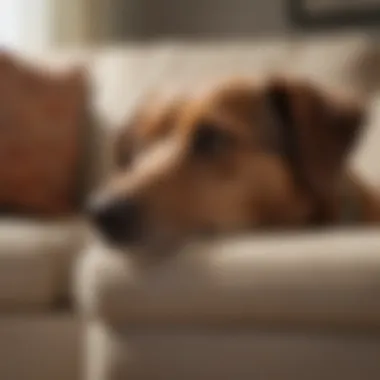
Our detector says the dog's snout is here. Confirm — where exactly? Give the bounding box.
[87,195,142,244]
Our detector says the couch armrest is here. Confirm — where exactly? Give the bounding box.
[75,228,380,328]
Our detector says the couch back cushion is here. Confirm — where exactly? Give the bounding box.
[0,52,92,216]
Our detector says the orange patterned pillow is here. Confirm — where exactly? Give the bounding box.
[0,52,91,216]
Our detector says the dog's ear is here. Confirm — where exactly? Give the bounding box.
[266,77,366,201]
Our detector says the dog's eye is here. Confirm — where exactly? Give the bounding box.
[192,123,232,157]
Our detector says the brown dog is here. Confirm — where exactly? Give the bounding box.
[88,77,380,249]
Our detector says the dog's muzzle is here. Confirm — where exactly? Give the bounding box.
[87,195,143,245]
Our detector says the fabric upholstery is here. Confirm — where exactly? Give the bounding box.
[283,33,380,96]
[1,34,380,380]
[0,52,91,216]
[92,34,380,130]
[76,229,380,327]
[0,219,85,310]
[159,34,380,96]
[0,315,81,380]
[85,322,380,380]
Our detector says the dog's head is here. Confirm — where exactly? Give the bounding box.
[88,77,365,249]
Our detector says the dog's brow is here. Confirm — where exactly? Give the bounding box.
[104,136,184,199]
[134,136,183,174]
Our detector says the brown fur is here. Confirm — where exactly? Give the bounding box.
[96,77,380,246]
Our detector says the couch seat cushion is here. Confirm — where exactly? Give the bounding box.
[85,322,380,380]
[0,219,85,311]
[283,33,380,96]
[0,314,80,380]
[76,228,380,327]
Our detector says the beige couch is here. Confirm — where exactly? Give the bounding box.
[2,33,380,380]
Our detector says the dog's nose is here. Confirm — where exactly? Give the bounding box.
[87,195,142,244]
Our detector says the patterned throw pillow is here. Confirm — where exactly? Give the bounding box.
[0,52,92,216]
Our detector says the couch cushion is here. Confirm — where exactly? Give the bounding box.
[85,322,380,380]
[92,34,380,129]
[282,33,380,96]
[0,219,85,311]
[147,39,293,90]
[0,52,94,216]
[0,314,80,380]
[93,35,379,125]
[93,45,178,126]
[76,229,380,327]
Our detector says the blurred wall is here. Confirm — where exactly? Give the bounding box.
[1,0,54,50]
[52,0,90,46]
[1,0,96,50]
[106,0,291,41]
[34,0,379,48]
